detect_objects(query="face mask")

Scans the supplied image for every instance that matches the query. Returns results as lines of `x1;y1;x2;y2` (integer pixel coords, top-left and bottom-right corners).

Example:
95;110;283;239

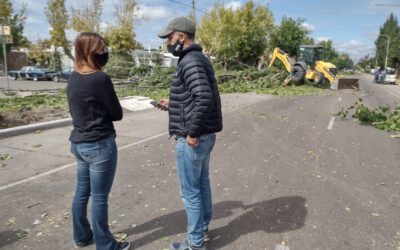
95;52;109;67
167;40;183;57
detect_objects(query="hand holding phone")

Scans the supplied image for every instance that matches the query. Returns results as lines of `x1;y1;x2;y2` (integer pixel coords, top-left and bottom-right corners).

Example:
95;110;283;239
150;100;168;111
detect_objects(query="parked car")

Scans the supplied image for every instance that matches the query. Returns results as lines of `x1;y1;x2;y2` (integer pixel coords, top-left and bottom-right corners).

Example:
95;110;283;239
384;67;396;84
49;67;73;82
8;66;56;81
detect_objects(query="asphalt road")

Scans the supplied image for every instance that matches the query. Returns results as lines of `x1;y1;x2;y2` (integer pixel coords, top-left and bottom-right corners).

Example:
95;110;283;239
1;75;400;250
0;77;67;91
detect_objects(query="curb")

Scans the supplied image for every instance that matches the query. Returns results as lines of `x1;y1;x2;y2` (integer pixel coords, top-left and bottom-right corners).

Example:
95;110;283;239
0;118;72;139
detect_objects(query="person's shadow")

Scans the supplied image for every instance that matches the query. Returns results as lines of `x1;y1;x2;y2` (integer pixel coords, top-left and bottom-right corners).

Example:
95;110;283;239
0;229;28;248
122;196;307;249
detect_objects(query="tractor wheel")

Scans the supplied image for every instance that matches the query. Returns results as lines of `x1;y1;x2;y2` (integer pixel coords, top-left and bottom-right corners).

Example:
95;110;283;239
314;71;325;85
290;65;305;85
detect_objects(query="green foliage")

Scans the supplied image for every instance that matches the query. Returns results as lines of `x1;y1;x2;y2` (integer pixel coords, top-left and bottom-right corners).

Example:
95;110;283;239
49;50;62;71
198;1;273;68
317;40;338;61
104;52;135;79
0;2;30;62
104;26;136;52
45;0;73;60
335;98;400;131
137;66;175;88
70;0;103;32
216;67;327;95
29;39;52;66
103;0;137;53
269;16;311;58
331;53;354;70
375;13;400;68
0;93;67;112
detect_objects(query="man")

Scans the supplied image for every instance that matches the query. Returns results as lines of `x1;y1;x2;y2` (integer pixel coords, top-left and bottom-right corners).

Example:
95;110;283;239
157;16;223;250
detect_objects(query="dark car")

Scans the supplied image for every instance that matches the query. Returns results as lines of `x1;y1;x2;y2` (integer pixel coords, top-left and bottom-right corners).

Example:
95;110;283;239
8;66;56;81
50;67;73;82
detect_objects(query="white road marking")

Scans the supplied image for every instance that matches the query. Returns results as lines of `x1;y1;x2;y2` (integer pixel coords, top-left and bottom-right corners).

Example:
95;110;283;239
327;116;336;130
338;97;342;102
0;132;168;191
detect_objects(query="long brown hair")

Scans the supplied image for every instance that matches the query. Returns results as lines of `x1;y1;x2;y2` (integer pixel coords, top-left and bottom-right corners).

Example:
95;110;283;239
74;32;106;72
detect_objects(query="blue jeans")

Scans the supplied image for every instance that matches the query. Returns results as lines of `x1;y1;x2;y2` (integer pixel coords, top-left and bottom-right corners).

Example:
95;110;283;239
71;136;118;250
176;133;216;247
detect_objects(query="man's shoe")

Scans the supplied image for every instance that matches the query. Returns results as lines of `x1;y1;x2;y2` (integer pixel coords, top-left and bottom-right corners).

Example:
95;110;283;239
203;230;211;243
115;241;130;250
74;237;94;248
170;240;206;250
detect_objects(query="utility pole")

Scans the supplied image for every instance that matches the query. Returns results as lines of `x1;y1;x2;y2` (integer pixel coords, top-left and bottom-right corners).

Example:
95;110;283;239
191;0;196;22
0;24;11;93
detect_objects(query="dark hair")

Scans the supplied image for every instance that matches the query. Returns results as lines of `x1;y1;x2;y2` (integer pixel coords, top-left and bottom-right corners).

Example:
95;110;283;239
184;32;195;40
74;32;106;71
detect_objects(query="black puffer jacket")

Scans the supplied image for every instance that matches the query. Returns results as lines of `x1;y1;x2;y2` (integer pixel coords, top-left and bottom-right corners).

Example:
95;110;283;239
168;44;222;137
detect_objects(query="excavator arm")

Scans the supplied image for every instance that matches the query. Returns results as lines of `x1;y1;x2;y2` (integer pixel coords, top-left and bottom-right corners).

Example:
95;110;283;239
268;48;293;73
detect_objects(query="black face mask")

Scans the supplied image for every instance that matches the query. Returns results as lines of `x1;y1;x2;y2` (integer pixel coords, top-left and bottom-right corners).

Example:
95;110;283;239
95;52;109;67
167;40;184;57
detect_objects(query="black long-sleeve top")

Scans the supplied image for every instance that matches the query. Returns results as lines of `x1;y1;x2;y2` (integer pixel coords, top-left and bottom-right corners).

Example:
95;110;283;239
67;71;123;143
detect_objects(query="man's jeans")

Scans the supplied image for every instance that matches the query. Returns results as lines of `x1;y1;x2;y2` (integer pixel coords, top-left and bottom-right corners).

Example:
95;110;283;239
176;133;216;247
71;136;118;250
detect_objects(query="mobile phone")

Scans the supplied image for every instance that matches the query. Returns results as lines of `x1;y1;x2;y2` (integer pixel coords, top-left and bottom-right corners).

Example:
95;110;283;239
150;101;168;110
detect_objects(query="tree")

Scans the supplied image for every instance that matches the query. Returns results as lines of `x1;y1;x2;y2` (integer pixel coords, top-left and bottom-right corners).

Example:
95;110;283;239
198;1;274;68
269;16;311;58
0;1;30;67
0;0;12;23
317;40;338;61
375;13;400;68
29;39;52;66
45;0;73;63
331;53;354;70
70;0;103;32
104;0;137;53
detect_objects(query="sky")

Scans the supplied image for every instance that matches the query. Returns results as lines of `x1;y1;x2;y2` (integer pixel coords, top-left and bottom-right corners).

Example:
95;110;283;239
12;0;400;63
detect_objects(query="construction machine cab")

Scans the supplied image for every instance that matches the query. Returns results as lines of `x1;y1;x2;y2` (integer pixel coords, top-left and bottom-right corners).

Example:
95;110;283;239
298;45;324;69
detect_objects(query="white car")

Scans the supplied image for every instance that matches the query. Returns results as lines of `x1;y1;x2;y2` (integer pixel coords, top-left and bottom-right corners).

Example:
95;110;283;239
384;67;396;84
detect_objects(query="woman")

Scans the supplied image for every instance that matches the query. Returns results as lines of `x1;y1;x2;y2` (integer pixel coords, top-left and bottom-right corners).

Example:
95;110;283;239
67;32;129;250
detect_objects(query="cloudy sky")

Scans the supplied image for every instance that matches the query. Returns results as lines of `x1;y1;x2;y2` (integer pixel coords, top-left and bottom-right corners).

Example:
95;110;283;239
13;0;399;63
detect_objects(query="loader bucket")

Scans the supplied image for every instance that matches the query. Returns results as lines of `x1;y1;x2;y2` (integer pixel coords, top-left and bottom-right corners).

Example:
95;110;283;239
337;77;359;90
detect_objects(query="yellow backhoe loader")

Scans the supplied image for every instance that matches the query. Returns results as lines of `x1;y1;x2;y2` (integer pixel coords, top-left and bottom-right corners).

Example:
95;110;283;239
269;45;345;86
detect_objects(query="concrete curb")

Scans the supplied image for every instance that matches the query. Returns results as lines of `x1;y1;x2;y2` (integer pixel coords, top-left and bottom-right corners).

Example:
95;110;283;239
0;118;72;139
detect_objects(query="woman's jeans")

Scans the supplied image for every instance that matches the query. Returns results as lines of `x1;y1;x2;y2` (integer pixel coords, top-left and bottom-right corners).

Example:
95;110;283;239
176;133;216;247
71;136;118;250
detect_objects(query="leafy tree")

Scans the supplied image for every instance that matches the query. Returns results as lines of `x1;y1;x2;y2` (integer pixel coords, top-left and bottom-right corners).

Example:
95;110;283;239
45;0;73;62
70;0;103;33
104;0;137;53
269;16;311;58
198;0;273;68
356;55;374;72
0;0;12;23
375;13;400;68
317;40;338;61
0;1;30;67
331;53;354;70
29;39;52;66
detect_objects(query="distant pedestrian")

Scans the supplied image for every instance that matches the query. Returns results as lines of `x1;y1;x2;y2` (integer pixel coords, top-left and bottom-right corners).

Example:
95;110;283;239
157;16;223;250
67;32;129;250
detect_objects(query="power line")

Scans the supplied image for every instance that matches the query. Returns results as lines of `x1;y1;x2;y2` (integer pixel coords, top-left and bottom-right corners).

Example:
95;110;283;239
168;0;210;16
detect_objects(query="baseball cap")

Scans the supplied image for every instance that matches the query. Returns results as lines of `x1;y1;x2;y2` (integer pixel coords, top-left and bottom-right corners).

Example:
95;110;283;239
158;16;196;39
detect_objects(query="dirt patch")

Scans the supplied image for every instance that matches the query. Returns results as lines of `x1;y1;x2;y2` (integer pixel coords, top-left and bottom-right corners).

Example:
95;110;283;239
0;107;70;129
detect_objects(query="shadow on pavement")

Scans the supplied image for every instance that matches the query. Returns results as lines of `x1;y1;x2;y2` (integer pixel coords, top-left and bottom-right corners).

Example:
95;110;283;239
0;229;28;248
122;196;307;249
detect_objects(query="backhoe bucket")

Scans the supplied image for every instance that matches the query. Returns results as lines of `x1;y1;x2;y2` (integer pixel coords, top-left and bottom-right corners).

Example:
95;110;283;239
336;77;359;90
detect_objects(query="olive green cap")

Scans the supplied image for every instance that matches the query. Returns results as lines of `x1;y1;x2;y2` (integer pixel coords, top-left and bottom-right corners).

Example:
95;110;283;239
158;16;196;39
